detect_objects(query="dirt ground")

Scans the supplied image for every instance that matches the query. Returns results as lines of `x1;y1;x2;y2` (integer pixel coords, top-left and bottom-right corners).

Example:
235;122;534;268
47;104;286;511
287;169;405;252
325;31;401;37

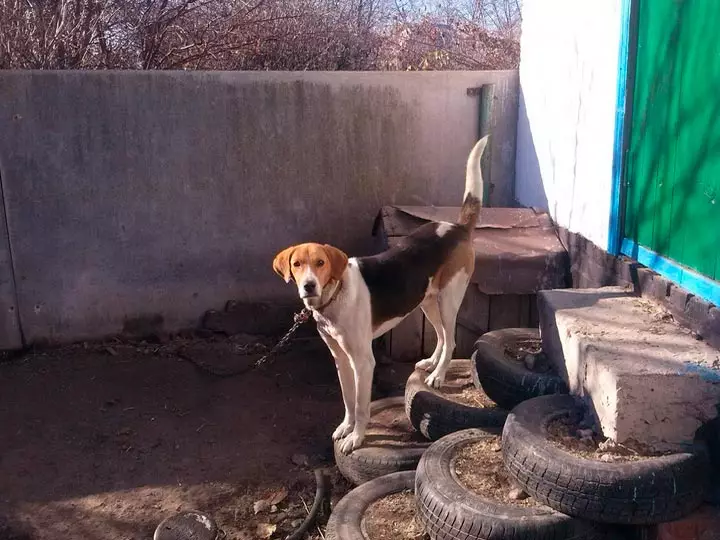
362;490;426;540
439;367;496;409
453;437;540;508
546;415;663;463
0;333;413;540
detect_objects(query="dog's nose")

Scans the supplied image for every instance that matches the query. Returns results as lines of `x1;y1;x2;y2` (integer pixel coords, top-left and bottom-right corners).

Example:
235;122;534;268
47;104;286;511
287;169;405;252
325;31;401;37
303;282;316;294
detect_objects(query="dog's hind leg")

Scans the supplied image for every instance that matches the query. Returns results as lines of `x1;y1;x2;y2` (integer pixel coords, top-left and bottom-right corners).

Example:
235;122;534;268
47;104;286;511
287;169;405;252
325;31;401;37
425;270;471;388
319;331;356;441
415;295;444;372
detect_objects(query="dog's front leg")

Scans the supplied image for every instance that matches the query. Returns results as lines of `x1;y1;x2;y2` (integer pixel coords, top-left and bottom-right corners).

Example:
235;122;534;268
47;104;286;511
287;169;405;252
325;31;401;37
319;331;356;441
338;341;375;455
333;359;356;441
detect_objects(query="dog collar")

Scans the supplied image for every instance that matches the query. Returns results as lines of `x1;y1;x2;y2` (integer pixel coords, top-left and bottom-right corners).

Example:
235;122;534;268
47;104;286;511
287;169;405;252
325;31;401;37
314;279;343;313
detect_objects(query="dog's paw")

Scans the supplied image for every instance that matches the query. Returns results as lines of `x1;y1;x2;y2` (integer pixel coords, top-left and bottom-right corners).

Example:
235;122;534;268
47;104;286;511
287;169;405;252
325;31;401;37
332;421;354;441
425;370;446;389
415;358;437;372
338;432;364;455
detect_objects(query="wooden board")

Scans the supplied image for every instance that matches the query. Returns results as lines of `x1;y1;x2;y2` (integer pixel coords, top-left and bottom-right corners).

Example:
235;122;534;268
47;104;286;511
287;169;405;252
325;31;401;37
624;0;720;280
386;309;423;362
488;295;523;331
422;314;438;359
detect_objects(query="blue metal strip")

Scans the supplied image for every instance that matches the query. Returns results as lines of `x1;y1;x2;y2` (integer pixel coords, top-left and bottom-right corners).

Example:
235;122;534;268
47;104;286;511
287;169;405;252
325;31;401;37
608;0;634;255
621;238;720;306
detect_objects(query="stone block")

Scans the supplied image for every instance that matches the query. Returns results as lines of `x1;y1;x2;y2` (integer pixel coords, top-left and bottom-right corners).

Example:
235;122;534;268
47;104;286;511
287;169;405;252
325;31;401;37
615;256;640;289
539;287;720;452
637;269;672;302
666;285;693;320
701;308;720;349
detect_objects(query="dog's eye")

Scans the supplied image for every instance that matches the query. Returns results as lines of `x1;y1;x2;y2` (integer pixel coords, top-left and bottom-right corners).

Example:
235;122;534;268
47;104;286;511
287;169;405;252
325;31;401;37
316;260;325;267
292;261;301;267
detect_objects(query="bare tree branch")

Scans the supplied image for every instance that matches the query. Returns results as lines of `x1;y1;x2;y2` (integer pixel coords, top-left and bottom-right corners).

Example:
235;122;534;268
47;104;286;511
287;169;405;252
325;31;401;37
0;0;521;70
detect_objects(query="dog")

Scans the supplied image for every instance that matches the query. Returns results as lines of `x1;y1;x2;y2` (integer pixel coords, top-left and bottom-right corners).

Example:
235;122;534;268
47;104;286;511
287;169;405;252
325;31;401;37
272;136;487;454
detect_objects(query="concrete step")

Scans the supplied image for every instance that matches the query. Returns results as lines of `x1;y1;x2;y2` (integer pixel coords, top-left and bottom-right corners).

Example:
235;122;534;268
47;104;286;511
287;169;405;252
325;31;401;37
538;286;720;452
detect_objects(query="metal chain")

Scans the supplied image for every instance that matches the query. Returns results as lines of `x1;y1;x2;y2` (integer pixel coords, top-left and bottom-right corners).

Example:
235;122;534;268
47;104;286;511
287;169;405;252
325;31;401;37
253;308;313;368
179;308;312;377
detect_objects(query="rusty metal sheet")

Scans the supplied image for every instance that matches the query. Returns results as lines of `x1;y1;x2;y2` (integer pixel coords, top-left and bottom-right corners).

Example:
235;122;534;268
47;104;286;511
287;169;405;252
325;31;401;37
373;205;568;295
471;228;568;294
394;206;549;229
372;206;425;238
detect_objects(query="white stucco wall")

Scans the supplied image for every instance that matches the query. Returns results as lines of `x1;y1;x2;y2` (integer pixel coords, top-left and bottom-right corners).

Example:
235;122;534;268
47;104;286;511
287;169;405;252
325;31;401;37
514;0;623;250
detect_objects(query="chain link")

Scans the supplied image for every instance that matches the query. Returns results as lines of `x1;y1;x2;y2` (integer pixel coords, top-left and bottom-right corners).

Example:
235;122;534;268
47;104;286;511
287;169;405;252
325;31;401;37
179;308;312;377
253;308;312;368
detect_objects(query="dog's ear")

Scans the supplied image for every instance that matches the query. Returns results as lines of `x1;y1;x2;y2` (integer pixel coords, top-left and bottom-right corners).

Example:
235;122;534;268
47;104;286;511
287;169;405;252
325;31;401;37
323;245;348;281
273;246;296;283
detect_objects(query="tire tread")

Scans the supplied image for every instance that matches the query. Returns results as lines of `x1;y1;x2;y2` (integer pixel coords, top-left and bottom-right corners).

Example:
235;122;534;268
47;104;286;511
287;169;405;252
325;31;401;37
502;395;710;525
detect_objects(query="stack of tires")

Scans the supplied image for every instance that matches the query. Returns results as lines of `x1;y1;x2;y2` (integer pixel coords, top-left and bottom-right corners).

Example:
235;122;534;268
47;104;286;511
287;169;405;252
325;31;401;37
327;329;712;540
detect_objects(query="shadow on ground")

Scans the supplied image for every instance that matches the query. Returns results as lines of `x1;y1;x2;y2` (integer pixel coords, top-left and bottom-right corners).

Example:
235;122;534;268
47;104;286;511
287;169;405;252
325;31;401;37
0;333;397;540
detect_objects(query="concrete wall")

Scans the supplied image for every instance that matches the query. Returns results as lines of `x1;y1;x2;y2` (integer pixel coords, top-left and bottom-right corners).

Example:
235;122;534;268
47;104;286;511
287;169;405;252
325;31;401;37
0;70;518;347
0;180;21;349
514;0;623;250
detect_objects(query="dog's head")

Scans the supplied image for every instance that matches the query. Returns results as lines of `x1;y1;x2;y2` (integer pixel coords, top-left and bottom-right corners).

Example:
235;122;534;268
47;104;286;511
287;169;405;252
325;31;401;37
273;243;348;307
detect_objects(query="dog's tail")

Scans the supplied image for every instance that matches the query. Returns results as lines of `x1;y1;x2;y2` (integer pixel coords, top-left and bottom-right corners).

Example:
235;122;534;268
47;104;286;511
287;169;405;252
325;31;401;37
458;135;488;230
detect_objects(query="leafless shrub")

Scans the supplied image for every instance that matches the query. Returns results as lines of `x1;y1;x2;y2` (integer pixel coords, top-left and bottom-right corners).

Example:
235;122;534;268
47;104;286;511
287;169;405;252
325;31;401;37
0;0;521;70
378;16;519;71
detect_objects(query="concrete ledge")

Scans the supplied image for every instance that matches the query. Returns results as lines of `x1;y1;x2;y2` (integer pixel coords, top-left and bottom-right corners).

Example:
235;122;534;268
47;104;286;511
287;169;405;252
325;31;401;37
555;227;720;350
539;287;720;452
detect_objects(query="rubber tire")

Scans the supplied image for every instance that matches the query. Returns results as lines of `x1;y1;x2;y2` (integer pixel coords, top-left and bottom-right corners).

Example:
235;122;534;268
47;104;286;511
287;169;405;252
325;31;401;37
334;397;430;485
154;511;218;540
325;470;415;540
416;429;605;540
503;394;711;525
473;328;569;411
405;360;508;441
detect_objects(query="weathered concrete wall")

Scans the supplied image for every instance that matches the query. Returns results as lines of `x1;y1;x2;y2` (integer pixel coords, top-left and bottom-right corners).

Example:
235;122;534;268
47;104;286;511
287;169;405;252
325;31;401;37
0;70;518;346
0;178;22;349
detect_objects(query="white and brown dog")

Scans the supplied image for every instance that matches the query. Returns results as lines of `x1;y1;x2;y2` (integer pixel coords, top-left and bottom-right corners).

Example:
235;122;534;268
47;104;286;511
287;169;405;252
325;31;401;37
273;136;487;454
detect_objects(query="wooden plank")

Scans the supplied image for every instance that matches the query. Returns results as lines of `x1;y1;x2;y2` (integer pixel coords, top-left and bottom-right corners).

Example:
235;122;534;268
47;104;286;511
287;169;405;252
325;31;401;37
488;295;523;331
625;0;720;283
624;0;678;251
667;0;720;279
371;212;390;253
455;285;490;358
455;325;478;358
420;285;492;360
517;295;531;327
388;308;423;362
529;294;539;328
425;313;478;359
422;313;438;359
457;284;490;334
651;0;685;269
